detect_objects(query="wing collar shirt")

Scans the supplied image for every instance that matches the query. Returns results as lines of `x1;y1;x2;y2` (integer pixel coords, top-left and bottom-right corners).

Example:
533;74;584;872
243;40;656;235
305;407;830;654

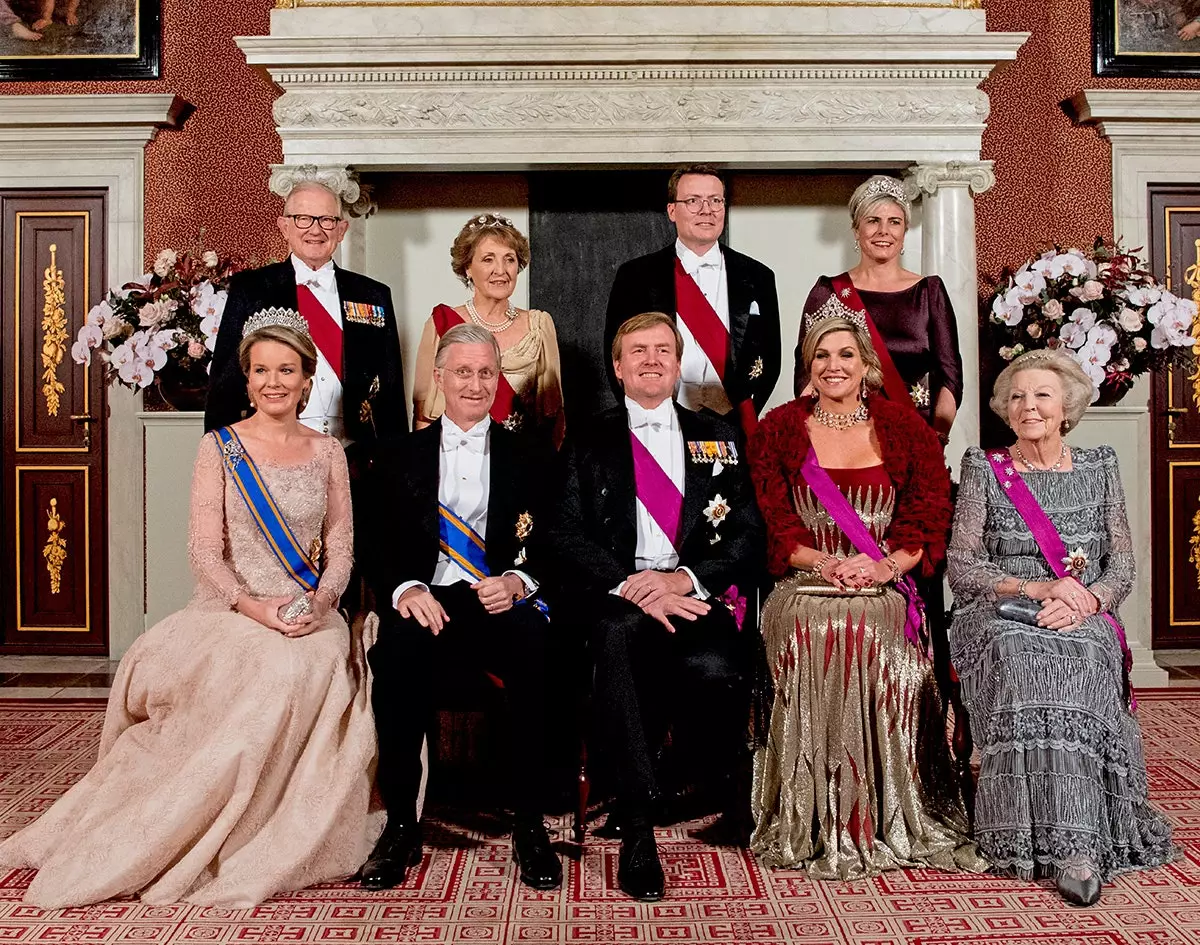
392;416;536;607
617;397;706;599
291;255;347;444
674;238;732;416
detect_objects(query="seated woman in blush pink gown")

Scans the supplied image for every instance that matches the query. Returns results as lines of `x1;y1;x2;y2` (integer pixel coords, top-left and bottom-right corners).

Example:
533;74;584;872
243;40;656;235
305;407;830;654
0;311;382;908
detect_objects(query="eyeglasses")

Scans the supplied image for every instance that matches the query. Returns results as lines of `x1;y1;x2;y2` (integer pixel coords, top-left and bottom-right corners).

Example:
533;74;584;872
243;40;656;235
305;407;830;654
673;196;726;212
284;213;343;231
446;367;498;382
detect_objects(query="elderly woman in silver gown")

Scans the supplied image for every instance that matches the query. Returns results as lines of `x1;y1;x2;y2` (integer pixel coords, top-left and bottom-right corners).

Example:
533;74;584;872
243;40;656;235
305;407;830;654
948;350;1174;907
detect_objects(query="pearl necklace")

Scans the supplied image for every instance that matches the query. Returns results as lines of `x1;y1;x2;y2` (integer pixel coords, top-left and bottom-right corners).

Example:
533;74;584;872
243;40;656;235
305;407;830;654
812;401;868;431
466;297;517;333
1013;441;1067;472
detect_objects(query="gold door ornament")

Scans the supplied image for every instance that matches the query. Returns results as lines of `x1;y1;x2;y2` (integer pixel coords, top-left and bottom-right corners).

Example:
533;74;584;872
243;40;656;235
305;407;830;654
40;243;67;418
42;497;67;595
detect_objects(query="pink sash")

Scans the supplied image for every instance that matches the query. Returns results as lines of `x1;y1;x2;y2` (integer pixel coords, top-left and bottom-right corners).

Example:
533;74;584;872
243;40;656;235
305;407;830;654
630;431;683;550
985;450;1134;706
800;450;927;653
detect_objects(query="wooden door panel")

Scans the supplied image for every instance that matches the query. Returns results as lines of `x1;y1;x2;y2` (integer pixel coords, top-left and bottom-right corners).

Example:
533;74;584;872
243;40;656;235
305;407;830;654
15;467;90;634
1;193;107;653
1150;188;1200;646
15;216;92;453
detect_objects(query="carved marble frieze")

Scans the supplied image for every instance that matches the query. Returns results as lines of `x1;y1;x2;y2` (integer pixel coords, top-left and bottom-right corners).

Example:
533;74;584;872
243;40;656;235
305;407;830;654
272;86;991;132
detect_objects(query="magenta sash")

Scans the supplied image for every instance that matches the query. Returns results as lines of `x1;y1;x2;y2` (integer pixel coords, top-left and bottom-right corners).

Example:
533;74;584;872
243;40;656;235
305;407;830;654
800;450;927;653
985;450;1134;704
630;431;683;550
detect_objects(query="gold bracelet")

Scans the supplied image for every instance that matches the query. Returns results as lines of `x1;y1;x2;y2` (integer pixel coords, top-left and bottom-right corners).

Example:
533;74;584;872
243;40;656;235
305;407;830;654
811;553;835;576
883;556;902;583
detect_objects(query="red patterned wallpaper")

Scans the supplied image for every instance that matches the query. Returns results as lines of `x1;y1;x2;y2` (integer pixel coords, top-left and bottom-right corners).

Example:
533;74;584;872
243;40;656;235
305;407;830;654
3;1;1199;285
1;0;283;267
979;0;1200;288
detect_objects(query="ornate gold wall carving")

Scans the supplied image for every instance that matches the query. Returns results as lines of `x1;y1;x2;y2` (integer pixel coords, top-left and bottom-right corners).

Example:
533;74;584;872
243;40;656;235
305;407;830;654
40;243;67;418
42;498;67;595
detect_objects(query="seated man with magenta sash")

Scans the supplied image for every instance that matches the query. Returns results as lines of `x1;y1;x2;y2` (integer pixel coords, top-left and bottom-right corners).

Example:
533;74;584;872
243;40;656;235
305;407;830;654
546;312;764;902
360;323;559;892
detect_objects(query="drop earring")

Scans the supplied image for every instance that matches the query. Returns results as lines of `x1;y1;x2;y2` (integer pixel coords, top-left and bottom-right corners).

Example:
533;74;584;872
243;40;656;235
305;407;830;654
853;239;860;254
860;379;868;402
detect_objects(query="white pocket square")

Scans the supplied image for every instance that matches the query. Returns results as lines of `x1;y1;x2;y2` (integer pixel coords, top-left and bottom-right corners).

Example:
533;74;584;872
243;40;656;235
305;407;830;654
749;300;760;315
712;460;724;476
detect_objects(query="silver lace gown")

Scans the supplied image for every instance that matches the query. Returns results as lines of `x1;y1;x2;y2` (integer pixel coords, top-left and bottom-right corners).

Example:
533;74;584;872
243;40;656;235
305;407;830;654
948;445;1174;881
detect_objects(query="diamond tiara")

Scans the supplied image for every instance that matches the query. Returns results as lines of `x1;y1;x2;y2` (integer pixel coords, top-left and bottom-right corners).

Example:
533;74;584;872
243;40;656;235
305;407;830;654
803;294;869;332
242;306;311;339
466;212;515;231
862;176;910;207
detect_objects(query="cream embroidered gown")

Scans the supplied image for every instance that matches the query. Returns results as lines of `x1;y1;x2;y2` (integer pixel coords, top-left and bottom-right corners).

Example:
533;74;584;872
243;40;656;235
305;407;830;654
0;433;383;908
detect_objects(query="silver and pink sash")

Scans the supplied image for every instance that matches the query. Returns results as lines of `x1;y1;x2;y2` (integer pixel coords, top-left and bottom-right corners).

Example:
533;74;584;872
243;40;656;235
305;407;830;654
800;450;928;653
985;450;1134;705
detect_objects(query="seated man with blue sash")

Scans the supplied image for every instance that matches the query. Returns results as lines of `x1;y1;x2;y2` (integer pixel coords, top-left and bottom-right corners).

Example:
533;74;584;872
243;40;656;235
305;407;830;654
361;323;559;892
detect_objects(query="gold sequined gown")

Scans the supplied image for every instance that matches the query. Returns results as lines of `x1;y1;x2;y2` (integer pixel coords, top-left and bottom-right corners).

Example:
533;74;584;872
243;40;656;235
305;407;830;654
0;433;383;908
750;465;984;878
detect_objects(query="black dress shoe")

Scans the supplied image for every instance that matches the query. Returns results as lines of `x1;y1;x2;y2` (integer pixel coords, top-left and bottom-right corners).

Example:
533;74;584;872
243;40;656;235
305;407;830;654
361;821;423;890
1056;870;1102;907
617;829;665;902
512;820;562;890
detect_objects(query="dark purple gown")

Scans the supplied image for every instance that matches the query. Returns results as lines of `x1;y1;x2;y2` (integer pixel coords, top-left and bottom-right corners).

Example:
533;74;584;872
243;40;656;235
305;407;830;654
794;275;963;426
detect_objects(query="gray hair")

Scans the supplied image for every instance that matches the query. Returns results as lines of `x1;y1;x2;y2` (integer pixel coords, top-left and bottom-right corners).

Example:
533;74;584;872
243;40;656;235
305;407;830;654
848;175;911;230
434;322;502;369
990;350;1094;433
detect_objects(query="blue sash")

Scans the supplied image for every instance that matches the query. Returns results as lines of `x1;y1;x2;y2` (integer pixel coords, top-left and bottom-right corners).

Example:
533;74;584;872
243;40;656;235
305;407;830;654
213;427;320;592
438;503;490;582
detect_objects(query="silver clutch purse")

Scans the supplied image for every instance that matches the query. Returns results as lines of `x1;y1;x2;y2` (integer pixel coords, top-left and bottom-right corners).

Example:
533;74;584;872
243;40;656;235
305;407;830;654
278;592;313;624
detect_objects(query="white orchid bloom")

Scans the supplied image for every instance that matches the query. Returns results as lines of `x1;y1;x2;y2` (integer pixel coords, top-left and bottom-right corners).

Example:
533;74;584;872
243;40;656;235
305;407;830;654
1087;323;1118;348
71;339;92;365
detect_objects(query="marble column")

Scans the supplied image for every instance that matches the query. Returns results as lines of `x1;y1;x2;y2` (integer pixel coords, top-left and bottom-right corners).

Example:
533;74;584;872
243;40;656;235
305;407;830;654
903;161;995;472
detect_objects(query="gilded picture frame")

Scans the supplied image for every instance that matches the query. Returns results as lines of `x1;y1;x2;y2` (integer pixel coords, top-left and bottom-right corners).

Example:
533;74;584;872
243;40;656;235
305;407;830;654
0;0;160;81
1095;0;1200;76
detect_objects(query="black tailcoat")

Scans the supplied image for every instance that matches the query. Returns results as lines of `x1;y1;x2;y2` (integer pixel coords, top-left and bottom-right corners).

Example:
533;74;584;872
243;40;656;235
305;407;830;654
364;420;549;611
204;259;407;445
603;244;781;415
546;403;764;598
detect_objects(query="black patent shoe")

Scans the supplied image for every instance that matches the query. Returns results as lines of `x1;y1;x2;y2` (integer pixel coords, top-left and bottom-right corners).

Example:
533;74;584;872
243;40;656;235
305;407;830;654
1055;869;1102;907
361;821;423;890
617;829;665;902
512;820;562;890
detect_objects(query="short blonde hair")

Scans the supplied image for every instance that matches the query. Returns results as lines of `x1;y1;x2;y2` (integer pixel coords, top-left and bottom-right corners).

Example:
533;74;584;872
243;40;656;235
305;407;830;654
798;317;885;394
611;312;684;363
450;213;531;286
990;350;1094;432
848;175;910;230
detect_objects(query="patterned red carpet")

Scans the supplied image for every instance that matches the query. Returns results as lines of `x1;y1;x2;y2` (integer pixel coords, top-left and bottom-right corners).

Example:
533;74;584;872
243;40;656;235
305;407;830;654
0;693;1198;944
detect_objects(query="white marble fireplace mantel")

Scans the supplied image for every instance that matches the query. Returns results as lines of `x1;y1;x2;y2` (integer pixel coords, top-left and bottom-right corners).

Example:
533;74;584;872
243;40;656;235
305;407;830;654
239;2;1027;470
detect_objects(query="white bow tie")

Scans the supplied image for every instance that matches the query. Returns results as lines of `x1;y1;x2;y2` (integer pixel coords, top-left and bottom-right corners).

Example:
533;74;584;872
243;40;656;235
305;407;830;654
297;266;335;292
628;402;675;432
442;429;487;453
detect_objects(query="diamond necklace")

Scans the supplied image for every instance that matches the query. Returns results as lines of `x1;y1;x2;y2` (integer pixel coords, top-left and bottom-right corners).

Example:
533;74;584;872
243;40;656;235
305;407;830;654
1013;440;1067;472
465;297;517;332
812;401;868;430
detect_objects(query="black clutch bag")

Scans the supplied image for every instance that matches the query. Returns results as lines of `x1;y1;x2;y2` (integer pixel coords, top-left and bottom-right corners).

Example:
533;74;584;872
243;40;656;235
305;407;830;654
995;596;1042;626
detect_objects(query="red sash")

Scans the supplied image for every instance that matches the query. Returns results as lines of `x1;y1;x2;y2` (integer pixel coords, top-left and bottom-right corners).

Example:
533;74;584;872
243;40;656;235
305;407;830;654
295;284;344;381
431;304;518;425
673;258;759;435
829;273;914;411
